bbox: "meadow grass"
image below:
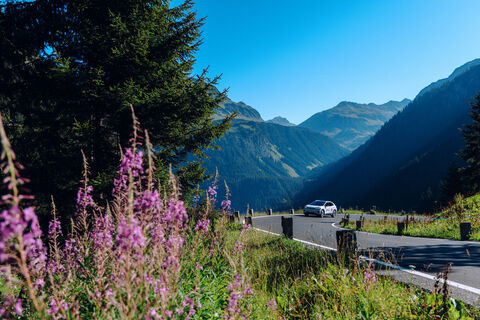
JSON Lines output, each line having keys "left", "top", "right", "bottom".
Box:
{"left": 345, "top": 194, "right": 480, "bottom": 241}
{"left": 224, "top": 226, "right": 480, "bottom": 319}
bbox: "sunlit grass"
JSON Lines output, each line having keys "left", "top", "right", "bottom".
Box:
{"left": 223, "top": 228, "right": 480, "bottom": 319}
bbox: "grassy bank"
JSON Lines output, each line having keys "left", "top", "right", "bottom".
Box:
{"left": 344, "top": 195, "right": 480, "bottom": 241}
{"left": 224, "top": 224, "right": 480, "bottom": 319}
{"left": 345, "top": 218, "right": 480, "bottom": 241}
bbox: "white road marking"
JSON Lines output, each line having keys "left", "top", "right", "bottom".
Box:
{"left": 252, "top": 226, "right": 480, "bottom": 296}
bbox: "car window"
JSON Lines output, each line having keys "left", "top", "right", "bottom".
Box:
{"left": 311, "top": 200, "right": 325, "bottom": 206}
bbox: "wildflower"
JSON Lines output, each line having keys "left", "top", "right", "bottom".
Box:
{"left": 221, "top": 199, "right": 231, "bottom": 212}
{"left": 207, "top": 186, "right": 217, "bottom": 204}
{"left": 91, "top": 214, "right": 113, "bottom": 249}
{"left": 147, "top": 308, "right": 160, "bottom": 320}
{"left": 113, "top": 148, "right": 144, "bottom": 194}
{"left": 116, "top": 218, "right": 145, "bottom": 254}
{"left": 14, "top": 299, "right": 22, "bottom": 315}
{"left": 363, "top": 268, "right": 377, "bottom": 286}
{"left": 76, "top": 185, "right": 94, "bottom": 214}
{"left": 194, "top": 219, "right": 210, "bottom": 233}
{"left": 267, "top": 298, "right": 276, "bottom": 311}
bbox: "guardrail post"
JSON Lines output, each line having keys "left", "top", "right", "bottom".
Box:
{"left": 290, "top": 209, "right": 295, "bottom": 215}
{"left": 234, "top": 211, "right": 239, "bottom": 222}
{"left": 281, "top": 216, "right": 293, "bottom": 238}
{"left": 336, "top": 230, "right": 357, "bottom": 265}
{"left": 268, "top": 208, "right": 273, "bottom": 215}
{"left": 356, "top": 220, "right": 363, "bottom": 230}
{"left": 460, "top": 222, "right": 471, "bottom": 241}
{"left": 397, "top": 221, "right": 405, "bottom": 235}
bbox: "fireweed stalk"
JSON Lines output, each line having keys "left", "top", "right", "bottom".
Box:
{"left": 0, "top": 111, "right": 253, "bottom": 319}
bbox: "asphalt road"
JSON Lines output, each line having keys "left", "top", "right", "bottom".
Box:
{"left": 252, "top": 214, "right": 480, "bottom": 307}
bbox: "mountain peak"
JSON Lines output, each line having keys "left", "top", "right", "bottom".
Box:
{"left": 214, "top": 97, "right": 263, "bottom": 122}
{"left": 299, "top": 99, "right": 409, "bottom": 150}
{"left": 267, "top": 116, "right": 295, "bottom": 126}
{"left": 417, "top": 58, "right": 480, "bottom": 98}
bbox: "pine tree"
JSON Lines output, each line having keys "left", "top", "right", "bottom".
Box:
{"left": 0, "top": 0, "right": 232, "bottom": 221}
{"left": 460, "top": 93, "right": 480, "bottom": 194}
{"left": 440, "top": 162, "right": 463, "bottom": 204}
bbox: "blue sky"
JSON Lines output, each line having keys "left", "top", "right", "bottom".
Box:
{"left": 187, "top": 0, "right": 480, "bottom": 124}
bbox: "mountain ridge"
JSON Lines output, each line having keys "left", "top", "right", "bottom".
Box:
{"left": 298, "top": 99, "right": 411, "bottom": 150}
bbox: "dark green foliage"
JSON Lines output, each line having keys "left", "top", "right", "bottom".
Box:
{"left": 460, "top": 93, "right": 480, "bottom": 194}
{"left": 0, "top": 0, "right": 231, "bottom": 223}
{"left": 440, "top": 162, "right": 464, "bottom": 205}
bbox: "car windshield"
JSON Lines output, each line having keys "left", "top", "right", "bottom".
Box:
{"left": 310, "top": 200, "right": 326, "bottom": 206}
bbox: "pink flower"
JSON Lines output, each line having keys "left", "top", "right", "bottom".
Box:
{"left": 194, "top": 219, "right": 210, "bottom": 233}
{"left": 14, "top": 299, "right": 22, "bottom": 315}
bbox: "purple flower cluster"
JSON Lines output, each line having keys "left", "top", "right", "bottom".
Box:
{"left": 224, "top": 274, "right": 253, "bottom": 319}
{"left": 47, "top": 298, "right": 69, "bottom": 319}
{"left": 0, "top": 206, "right": 46, "bottom": 279}
{"left": 91, "top": 214, "right": 114, "bottom": 249}
{"left": 363, "top": 268, "right": 377, "bottom": 286}
{"left": 116, "top": 218, "right": 145, "bottom": 256}
{"left": 194, "top": 219, "right": 210, "bottom": 233}
{"left": 113, "top": 148, "right": 144, "bottom": 194}
{"left": 207, "top": 186, "right": 217, "bottom": 204}
{"left": 221, "top": 200, "right": 231, "bottom": 213}
{"left": 76, "top": 185, "right": 94, "bottom": 214}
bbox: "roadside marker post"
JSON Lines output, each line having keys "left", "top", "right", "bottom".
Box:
{"left": 460, "top": 222, "right": 471, "bottom": 241}
{"left": 336, "top": 230, "right": 357, "bottom": 265}
{"left": 281, "top": 216, "right": 293, "bottom": 238}
{"left": 229, "top": 215, "right": 235, "bottom": 223}
{"left": 356, "top": 220, "right": 363, "bottom": 230}
{"left": 268, "top": 208, "right": 272, "bottom": 215}
{"left": 397, "top": 221, "right": 405, "bottom": 235}
{"left": 245, "top": 216, "right": 252, "bottom": 226}
{"left": 290, "top": 209, "right": 295, "bottom": 215}
{"left": 249, "top": 208, "right": 254, "bottom": 217}
{"left": 234, "top": 211, "right": 239, "bottom": 222}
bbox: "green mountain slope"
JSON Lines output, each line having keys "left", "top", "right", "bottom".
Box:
{"left": 299, "top": 99, "right": 410, "bottom": 150}
{"left": 213, "top": 97, "right": 263, "bottom": 121}
{"left": 204, "top": 119, "right": 348, "bottom": 211}
{"left": 295, "top": 59, "right": 480, "bottom": 212}
{"left": 267, "top": 116, "right": 295, "bottom": 126}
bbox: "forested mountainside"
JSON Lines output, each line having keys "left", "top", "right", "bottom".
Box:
{"left": 294, "top": 60, "right": 480, "bottom": 212}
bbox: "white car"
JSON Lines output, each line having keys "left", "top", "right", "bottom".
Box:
{"left": 304, "top": 200, "right": 337, "bottom": 217}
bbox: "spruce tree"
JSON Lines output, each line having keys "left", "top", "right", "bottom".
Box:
{"left": 0, "top": 0, "right": 232, "bottom": 222}
{"left": 460, "top": 93, "right": 480, "bottom": 194}
{"left": 440, "top": 161, "right": 463, "bottom": 204}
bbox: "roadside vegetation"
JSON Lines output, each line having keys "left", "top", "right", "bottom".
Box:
{"left": 2, "top": 114, "right": 479, "bottom": 319}
{"left": 345, "top": 195, "right": 480, "bottom": 241}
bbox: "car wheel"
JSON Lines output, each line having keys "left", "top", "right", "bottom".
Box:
{"left": 320, "top": 210, "right": 325, "bottom": 218}
{"left": 304, "top": 212, "right": 309, "bottom": 217}
{"left": 332, "top": 210, "right": 337, "bottom": 217}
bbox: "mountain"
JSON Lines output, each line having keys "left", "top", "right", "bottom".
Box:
{"left": 294, "top": 59, "right": 480, "bottom": 212}
{"left": 204, "top": 118, "right": 348, "bottom": 211}
{"left": 267, "top": 116, "right": 295, "bottom": 126}
{"left": 299, "top": 99, "right": 411, "bottom": 150}
{"left": 213, "top": 97, "right": 263, "bottom": 121}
